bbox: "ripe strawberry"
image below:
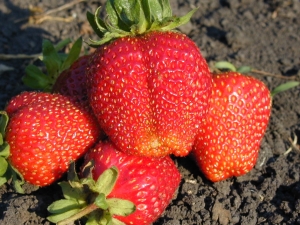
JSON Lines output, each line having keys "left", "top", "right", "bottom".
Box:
{"left": 52, "top": 55, "right": 90, "bottom": 106}
{"left": 83, "top": 141, "right": 181, "bottom": 224}
{"left": 85, "top": 1, "right": 212, "bottom": 157}
{"left": 5, "top": 91, "right": 50, "bottom": 116}
{"left": 47, "top": 140, "right": 181, "bottom": 224}
{"left": 192, "top": 72, "right": 272, "bottom": 182}
{"left": 3, "top": 92, "right": 101, "bottom": 187}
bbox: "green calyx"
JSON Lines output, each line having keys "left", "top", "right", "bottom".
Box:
{"left": 87, "top": 0, "right": 198, "bottom": 46}
{"left": 22, "top": 37, "right": 83, "bottom": 92}
{"left": 47, "top": 163, "right": 136, "bottom": 225}
{"left": 0, "top": 112, "right": 25, "bottom": 194}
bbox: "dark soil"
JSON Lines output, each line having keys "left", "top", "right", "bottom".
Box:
{"left": 1, "top": 0, "right": 300, "bottom": 224}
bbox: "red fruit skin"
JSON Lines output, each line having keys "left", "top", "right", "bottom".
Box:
{"left": 5, "top": 91, "right": 50, "bottom": 116}
{"left": 86, "top": 31, "right": 212, "bottom": 157}
{"left": 83, "top": 141, "right": 181, "bottom": 225}
{"left": 193, "top": 72, "right": 272, "bottom": 182}
{"left": 5, "top": 92, "right": 101, "bottom": 186}
{"left": 52, "top": 55, "right": 90, "bottom": 107}
{"left": 51, "top": 55, "right": 105, "bottom": 139}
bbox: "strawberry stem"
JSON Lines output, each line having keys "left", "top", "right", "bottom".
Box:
{"left": 57, "top": 203, "right": 99, "bottom": 225}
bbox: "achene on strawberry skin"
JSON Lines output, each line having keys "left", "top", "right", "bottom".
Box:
{"left": 193, "top": 72, "right": 272, "bottom": 182}
{"left": 85, "top": 0, "right": 212, "bottom": 158}
{"left": 47, "top": 141, "right": 181, "bottom": 225}
{"left": 2, "top": 92, "right": 101, "bottom": 187}
{"left": 82, "top": 141, "right": 181, "bottom": 225}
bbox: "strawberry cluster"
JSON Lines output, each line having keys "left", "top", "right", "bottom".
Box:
{"left": 0, "top": 0, "right": 272, "bottom": 224}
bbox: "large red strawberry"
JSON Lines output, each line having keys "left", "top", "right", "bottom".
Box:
{"left": 85, "top": 0, "right": 212, "bottom": 157}
{"left": 192, "top": 72, "right": 272, "bottom": 182}
{"left": 47, "top": 141, "right": 181, "bottom": 225}
{"left": 1, "top": 92, "right": 101, "bottom": 187}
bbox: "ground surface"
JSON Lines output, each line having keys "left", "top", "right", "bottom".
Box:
{"left": 0, "top": 0, "right": 300, "bottom": 224}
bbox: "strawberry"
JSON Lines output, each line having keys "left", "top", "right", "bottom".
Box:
{"left": 47, "top": 141, "right": 181, "bottom": 225}
{"left": 192, "top": 72, "right": 272, "bottom": 182}
{"left": 52, "top": 55, "right": 90, "bottom": 107}
{"left": 1, "top": 92, "right": 101, "bottom": 188}
{"left": 5, "top": 91, "right": 51, "bottom": 116}
{"left": 85, "top": 0, "right": 212, "bottom": 157}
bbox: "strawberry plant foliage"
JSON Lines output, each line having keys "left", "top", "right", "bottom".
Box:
{"left": 87, "top": 0, "right": 198, "bottom": 46}
{"left": 47, "top": 141, "right": 181, "bottom": 225}
{"left": 47, "top": 164, "right": 135, "bottom": 225}
{"left": 23, "top": 37, "right": 82, "bottom": 91}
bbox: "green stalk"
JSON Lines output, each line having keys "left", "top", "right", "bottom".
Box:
{"left": 57, "top": 203, "right": 99, "bottom": 225}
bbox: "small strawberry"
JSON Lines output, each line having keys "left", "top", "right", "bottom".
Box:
{"left": 86, "top": 0, "right": 212, "bottom": 157}
{"left": 192, "top": 72, "right": 272, "bottom": 182}
{"left": 0, "top": 92, "right": 101, "bottom": 189}
{"left": 47, "top": 141, "right": 181, "bottom": 225}
{"left": 52, "top": 55, "right": 90, "bottom": 106}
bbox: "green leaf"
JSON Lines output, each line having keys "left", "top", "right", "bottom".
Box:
{"left": 111, "top": 218, "right": 127, "bottom": 225}
{"left": 87, "top": 0, "right": 198, "bottom": 46}
{"left": 59, "top": 181, "right": 86, "bottom": 203}
{"left": 215, "top": 61, "right": 237, "bottom": 72}
{"left": 23, "top": 64, "right": 52, "bottom": 91}
{"left": 94, "top": 193, "right": 109, "bottom": 210}
{"left": 47, "top": 208, "right": 81, "bottom": 223}
{"left": 86, "top": 210, "right": 113, "bottom": 225}
{"left": 12, "top": 178, "right": 25, "bottom": 194}
{"left": 81, "top": 177, "right": 96, "bottom": 188}
{"left": 54, "top": 38, "right": 72, "bottom": 52}
{"left": 93, "top": 166, "right": 119, "bottom": 196}
{"left": 47, "top": 199, "right": 81, "bottom": 214}
{"left": 0, "top": 142, "right": 10, "bottom": 158}
{"left": 148, "top": 0, "right": 163, "bottom": 21}
{"left": 10, "top": 165, "right": 25, "bottom": 194}
{"left": 61, "top": 37, "right": 83, "bottom": 71}
{"left": 160, "top": 7, "right": 198, "bottom": 31}
{"left": 107, "top": 198, "right": 135, "bottom": 216}
{"left": 42, "top": 39, "right": 62, "bottom": 80}
{"left": 161, "top": 0, "right": 172, "bottom": 18}
{"left": 0, "top": 111, "right": 9, "bottom": 138}
{"left": 0, "top": 176, "right": 8, "bottom": 187}
{"left": 140, "top": 0, "right": 151, "bottom": 26}
{"left": 271, "top": 81, "right": 300, "bottom": 97}
{"left": 86, "top": 216, "right": 100, "bottom": 225}
{"left": 99, "top": 210, "right": 113, "bottom": 225}
{"left": 87, "top": 10, "right": 106, "bottom": 38}
{"left": 237, "top": 66, "right": 252, "bottom": 73}
{"left": 0, "top": 161, "right": 24, "bottom": 193}
{"left": 67, "top": 161, "right": 80, "bottom": 182}
{"left": 0, "top": 157, "right": 8, "bottom": 176}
